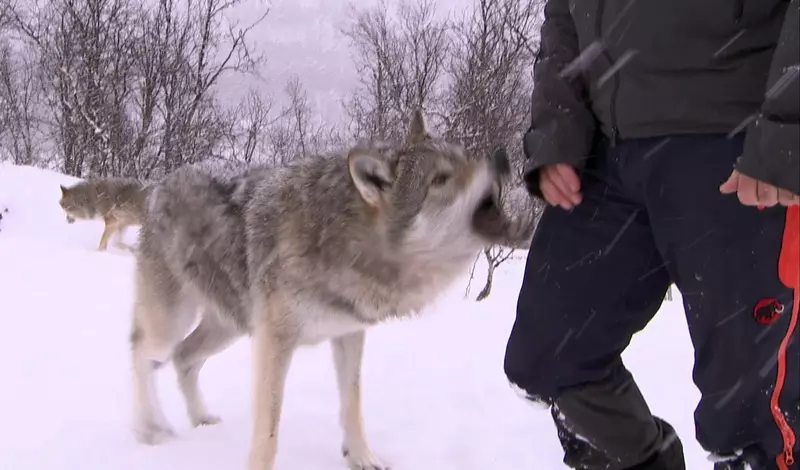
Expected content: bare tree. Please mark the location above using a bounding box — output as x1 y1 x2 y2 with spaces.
444 0 540 169
6 0 269 178
444 0 544 301
340 0 450 141
8 0 140 175
285 75 311 156
264 76 309 165
262 75 340 165
0 42 43 165
0 0 10 30
132 0 269 178
220 88 275 164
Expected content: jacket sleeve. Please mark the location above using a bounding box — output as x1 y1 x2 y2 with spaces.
522 0 596 199
737 0 800 195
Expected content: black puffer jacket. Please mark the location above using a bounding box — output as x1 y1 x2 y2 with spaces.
523 0 799 196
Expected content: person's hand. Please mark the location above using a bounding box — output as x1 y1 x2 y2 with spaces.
540 163 582 210
720 169 800 207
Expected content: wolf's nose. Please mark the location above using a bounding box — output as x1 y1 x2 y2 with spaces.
490 146 511 176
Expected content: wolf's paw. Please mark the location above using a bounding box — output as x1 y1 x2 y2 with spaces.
192 414 222 427
342 445 389 470
134 422 176 446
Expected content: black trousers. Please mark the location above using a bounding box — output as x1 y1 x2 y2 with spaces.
504 134 799 469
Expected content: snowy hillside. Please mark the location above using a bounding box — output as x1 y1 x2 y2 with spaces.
0 163 711 469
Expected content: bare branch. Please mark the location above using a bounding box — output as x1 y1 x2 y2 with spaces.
340 0 450 141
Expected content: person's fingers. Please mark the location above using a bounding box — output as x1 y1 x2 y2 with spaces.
736 173 760 206
555 164 580 192
757 181 778 207
546 167 580 209
719 170 739 194
778 188 799 206
539 170 560 204
554 164 582 204
540 179 570 209
721 169 800 208
540 169 574 210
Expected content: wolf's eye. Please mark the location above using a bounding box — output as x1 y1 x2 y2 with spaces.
431 173 450 187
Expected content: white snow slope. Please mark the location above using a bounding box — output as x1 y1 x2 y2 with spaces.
0 163 712 469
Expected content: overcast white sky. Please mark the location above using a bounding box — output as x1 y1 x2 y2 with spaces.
219 0 472 124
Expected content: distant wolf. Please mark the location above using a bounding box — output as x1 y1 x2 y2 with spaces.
130 110 528 470
58 177 150 251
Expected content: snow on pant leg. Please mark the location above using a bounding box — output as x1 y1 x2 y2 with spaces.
503 144 677 470
640 133 799 467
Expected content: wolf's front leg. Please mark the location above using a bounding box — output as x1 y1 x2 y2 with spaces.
332 331 387 470
98 217 119 251
247 317 296 470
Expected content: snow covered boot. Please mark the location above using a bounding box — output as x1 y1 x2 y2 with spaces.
547 370 686 470
552 405 685 470
711 445 771 470
626 426 685 470
714 459 753 470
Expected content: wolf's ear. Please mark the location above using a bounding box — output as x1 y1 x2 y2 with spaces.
406 108 430 145
59 184 68 195
348 149 394 208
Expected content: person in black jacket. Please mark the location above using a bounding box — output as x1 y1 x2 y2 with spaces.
504 1 799 470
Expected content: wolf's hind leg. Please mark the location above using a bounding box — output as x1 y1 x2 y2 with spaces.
332 331 387 470
113 225 136 252
131 312 177 445
130 273 200 445
173 310 242 427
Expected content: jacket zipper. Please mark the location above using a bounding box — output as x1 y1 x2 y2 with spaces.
595 0 620 147
734 0 744 22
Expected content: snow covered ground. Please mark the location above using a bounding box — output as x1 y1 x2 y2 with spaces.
0 163 713 469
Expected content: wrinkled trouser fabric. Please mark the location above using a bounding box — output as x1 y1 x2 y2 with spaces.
504 133 799 469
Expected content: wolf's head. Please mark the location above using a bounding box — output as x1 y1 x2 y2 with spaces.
59 183 96 223
348 109 511 260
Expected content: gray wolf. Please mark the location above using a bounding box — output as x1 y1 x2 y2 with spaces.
59 177 150 251
508 0 798 468
129 110 526 470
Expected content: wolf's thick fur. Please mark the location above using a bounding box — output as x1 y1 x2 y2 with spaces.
130 111 521 470
59 177 150 251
